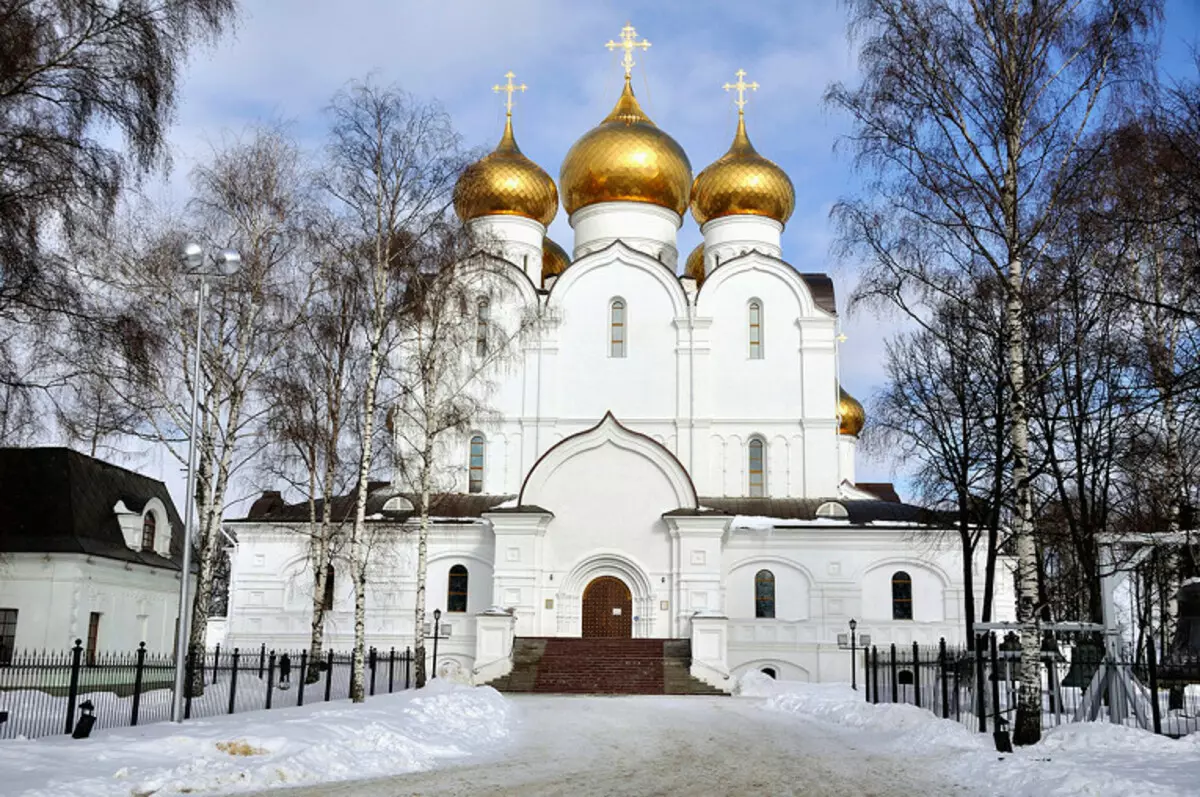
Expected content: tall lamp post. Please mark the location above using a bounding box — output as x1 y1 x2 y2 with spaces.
170 243 242 723
849 618 858 691
431 609 442 680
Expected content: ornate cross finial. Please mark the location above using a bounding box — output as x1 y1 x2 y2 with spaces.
723 69 759 114
492 71 527 118
606 21 651 79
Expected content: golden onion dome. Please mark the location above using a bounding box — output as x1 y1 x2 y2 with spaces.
454 116 558 227
559 76 692 217
838 387 866 437
542 237 571 284
690 112 795 227
684 243 705 284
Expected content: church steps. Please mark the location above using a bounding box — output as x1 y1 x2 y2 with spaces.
484 637 727 696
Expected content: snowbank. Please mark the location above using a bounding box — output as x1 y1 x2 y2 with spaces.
737 672 1200 797
2 681 512 797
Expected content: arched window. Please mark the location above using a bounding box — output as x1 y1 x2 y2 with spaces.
140 513 156 551
468 434 485 493
892 571 913 620
748 301 763 359
610 299 626 358
755 569 775 618
761 666 777 679
322 564 335 611
448 565 469 612
475 298 490 357
748 438 765 497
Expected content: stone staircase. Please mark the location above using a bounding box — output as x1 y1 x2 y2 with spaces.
485 637 727 695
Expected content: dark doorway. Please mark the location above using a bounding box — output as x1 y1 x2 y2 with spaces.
581 576 632 638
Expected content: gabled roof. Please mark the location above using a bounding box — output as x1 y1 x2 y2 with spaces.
0 447 186 569
698 496 943 526
236 486 514 523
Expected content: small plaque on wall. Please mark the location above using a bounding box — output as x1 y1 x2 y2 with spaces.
545 598 554 609
660 600 670 611
612 607 622 616
690 550 707 566
506 547 520 562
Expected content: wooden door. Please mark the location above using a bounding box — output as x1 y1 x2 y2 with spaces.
582 576 632 638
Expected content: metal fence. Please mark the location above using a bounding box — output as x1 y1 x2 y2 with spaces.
0 641 415 740
861 633 1200 739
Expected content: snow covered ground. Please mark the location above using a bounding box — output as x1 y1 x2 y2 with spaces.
5 674 1198 796
1 681 510 796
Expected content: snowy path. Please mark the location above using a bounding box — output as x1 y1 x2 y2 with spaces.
261 695 969 797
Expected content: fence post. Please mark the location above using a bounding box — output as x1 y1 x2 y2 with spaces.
871 646 879 705
324 650 334 702
258 643 266 679
1147 632 1162 735
975 633 987 733
266 650 277 710
184 645 195 720
863 647 871 702
405 646 412 690
212 643 221 686
890 643 898 703
389 647 396 694
369 647 378 696
131 642 147 726
298 650 308 707
939 638 950 720
910 641 921 709
228 648 240 715
64 639 83 734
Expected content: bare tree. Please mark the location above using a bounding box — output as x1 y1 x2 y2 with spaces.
828 0 1161 744
321 79 466 701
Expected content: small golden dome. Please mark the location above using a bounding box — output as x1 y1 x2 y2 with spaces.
690 113 795 227
684 243 705 284
542 237 570 284
454 116 558 227
838 387 866 437
560 77 692 217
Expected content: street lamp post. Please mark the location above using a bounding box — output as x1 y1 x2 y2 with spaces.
849 618 859 691
431 609 442 680
170 244 241 723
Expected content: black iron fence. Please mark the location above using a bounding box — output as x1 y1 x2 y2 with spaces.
0 641 415 740
860 632 1200 739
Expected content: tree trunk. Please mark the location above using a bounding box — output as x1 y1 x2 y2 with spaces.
413 444 433 688
348 337 381 703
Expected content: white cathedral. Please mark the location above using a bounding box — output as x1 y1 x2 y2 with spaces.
220 25 1013 690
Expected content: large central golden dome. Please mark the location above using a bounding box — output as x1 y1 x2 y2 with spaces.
691 112 795 227
560 76 692 217
454 116 559 227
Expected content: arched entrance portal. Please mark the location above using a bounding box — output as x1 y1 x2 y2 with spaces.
582 576 632 638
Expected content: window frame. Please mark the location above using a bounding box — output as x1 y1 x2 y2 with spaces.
748 299 763 359
609 298 627 358
468 434 485 494
748 437 766 497
140 512 157 552
475 297 490 357
0 608 17 666
447 564 469 613
755 569 776 618
891 571 914 621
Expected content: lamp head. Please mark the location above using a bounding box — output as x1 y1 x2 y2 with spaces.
849 618 857 631
433 608 442 621
181 242 204 270
216 249 242 276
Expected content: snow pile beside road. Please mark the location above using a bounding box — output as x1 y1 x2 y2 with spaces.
738 672 1200 796
2 681 512 797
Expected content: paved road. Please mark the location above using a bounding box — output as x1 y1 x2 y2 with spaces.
260 694 972 797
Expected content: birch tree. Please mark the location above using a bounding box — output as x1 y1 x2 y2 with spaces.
321 80 466 701
829 0 1161 744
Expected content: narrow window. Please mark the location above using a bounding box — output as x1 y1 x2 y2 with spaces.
755 569 775 618
86 611 101 666
748 438 765 497
469 435 485 493
892 571 913 620
476 298 490 357
749 301 763 359
610 299 626 358
448 565 469 613
0 608 17 665
140 512 157 551
761 666 777 679
322 564 335 611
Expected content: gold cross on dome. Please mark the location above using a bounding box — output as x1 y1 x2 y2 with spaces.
606 22 651 78
492 71 526 117
724 69 759 114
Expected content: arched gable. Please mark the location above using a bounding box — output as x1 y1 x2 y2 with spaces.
696 250 827 319
547 240 690 318
519 411 698 510
463 249 541 309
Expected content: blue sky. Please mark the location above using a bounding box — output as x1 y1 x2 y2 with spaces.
147 0 1200 501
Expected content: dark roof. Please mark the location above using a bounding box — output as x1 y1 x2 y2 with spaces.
0 447 186 569
698 497 943 526
238 488 515 523
798 274 837 315
855 482 902 503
